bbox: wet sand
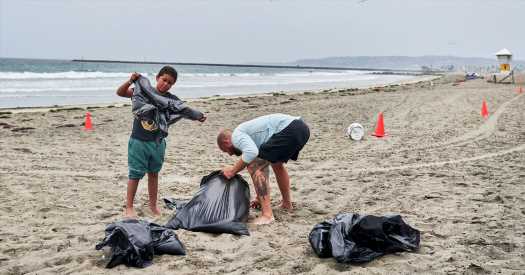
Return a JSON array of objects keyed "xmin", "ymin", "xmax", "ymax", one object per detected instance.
[{"xmin": 1, "ymin": 75, "xmax": 524, "ymax": 274}]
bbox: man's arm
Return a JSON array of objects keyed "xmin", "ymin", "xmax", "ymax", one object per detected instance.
[
  {"xmin": 231, "ymin": 158, "xmax": 248, "ymax": 174},
  {"xmin": 222, "ymin": 132, "xmax": 258, "ymax": 179}
]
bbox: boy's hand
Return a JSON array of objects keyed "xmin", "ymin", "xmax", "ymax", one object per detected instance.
[
  {"xmin": 129, "ymin": 72, "xmax": 141, "ymax": 83},
  {"xmin": 222, "ymin": 166, "xmax": 236, "ymax": 179},
  {"xmin": 198, "ymin": 115, "xmax": 207, "ymax": 122}
]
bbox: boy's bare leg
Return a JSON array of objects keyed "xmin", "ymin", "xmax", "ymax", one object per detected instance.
[
  {"xmin": 147, "ymin": 172, "xmax": 161, "ymax": 216},
  {"xmin": 247, "ymin": 159, "xmax": 274, "ymax": 224},
  {"xmin": 125, "ymin": 179, "xmax": 139, "ymax": 218},
  {"xmin": 271, "ymin": 162, "xmax": 293, "ymax": 210}
]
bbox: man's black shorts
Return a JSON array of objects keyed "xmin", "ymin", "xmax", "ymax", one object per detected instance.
[{"xmin": 258, "ymin": 119, "xmax": 310, "ymax": 163}]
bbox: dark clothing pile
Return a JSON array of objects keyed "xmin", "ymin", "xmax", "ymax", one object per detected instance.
[
  {"xmin": 95, "ymin": 219, "xmax": 186, "ymax": 268},
  {"xmin": 309, "ymin": 213, "xmax": 420, "ymax": 263},
  {"xmin": 131, "ymin": 76, "xmax": 203, "ymax": 142},
  {"xmin": 165, "ymin": 171, "xmax": 251, "ymax": 236}
]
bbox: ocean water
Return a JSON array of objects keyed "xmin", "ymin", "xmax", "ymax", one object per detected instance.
[{"xmin": 0, "ymin": 58, "xmax": 415, "ymax": 109}]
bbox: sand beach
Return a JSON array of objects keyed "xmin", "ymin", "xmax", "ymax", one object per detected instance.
[{"xmin": 0, "ymin": 75, "xmax": 524, "ymax": 274}]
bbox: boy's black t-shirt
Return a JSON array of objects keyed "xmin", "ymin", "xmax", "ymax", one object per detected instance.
[
  {"xmin": 130, "ymin": 89, "xmax": 167, "ymax": 141},
  {"xmin": 131, "ymin": 113, "xmax": 162, "ymax": 141}
]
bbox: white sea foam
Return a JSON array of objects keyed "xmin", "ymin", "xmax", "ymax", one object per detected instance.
[
  {"xmin": 0, "ymin": 67, "xmax": 414, "ymax": 108},
  {"xmin": 0, "ymin": 70, "xmax": 376, "ymax": 93},
  {"xmin": 0, "ymin": 71, "xmax": 133, "ymax": 80},
  {"xmin": 0, "ymin": 87, "xmax": 116, "ymax": 93},
  {"xmin": 0, "ymin": 94, "xmax": 112, "ymax": 98},
  {"xmin": 0, "ymin": 70, "xmax": 365, "ymax": 80},
  {"xmin": 178, "ymin": 76, "xmax": 377, "ymax": 88}
]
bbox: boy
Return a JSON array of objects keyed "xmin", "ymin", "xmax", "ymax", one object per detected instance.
[
  {"xmin": 117, "ymin": 66, "xmax": 206, "ymax": 218},
  {"xmin": 217, "ymin": 113, "xmax": 310, "ymax": 224}
]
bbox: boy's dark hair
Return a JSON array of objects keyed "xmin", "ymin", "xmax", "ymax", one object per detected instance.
[{"xmin": 157, "ymin": 66, "xmax": 178, "ymax": 82}]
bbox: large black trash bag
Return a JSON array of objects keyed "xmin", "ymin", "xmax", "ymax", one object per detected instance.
[
  {"xmin": 95, "ymin": 219, "xmax": 185, "ymax": 268},
  {"xmin": 163, "ymin": 197, "xmax": 187, "ymax": 210},
  {"xmin": 165, "ymin": 171, "xmax": 251, "ymax": 235},
  {"xmin": 309, "ymin": 213, "xmax": 420, "ymax": 263}
]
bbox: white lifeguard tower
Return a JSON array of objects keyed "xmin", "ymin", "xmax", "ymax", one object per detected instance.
[
  {"xmin": 491, "ymin": 48, "xmax": 515, "ymax": 84},
  {"xmin": 495, "ymin": 48, "xmax": 512, "ymax": 73}
]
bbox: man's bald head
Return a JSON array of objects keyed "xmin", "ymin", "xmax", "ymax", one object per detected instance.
[{"xmin": 217, "ymin": 129, "xmax": 235, "ymax": 155}]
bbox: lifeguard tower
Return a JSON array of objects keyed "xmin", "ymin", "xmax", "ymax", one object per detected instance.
[
  {"xmin": 496, "ymin": 48, "xmax": 512, "ymax": 73},
  {"xmin": 491, "ymin": 48, "xmax": 515, "ymax": 84}
]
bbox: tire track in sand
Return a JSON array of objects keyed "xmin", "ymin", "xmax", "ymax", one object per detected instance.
[
  {"xmin": 398, "ymin": 92, "xmax": 524, "ymax": 152},
  {"xmin": 353, "ymin": 92, "xmax": 525, "ymax": 173},
  {"xmin": 306, "ymin": 92, "xmax": 525, "ymax": 175},
  {"xmin": 355, "ymin": 143, "xmax": 525, "ymax": 174}
]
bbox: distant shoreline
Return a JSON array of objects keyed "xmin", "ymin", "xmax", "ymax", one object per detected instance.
[{"xmin": 72, "ymin": 59, "xmax": 443, "ymax": 75}]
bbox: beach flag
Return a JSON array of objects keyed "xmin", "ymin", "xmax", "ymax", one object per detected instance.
[
  {"xmin": 372, "ymin": 112, "xmax": 386, "ymax": 137},
  {"xmin": 84, "ymin": 112, "xmax": 93, "ymax": 130},
  {"xmin": 481, "ymin": 100, "xmax": 489, "ymax": 119}
]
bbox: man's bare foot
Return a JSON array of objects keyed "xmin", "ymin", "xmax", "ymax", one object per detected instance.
[
  {"xmin": 124, "ymin": 208, "xmax": 137, "ymax": 219},
  {"xmin": 280, "ymin": 201, "xmax": 294, "ymax": 211},
  {"xmin": 251, "ymin": 215, "xmax": 275, "ymax": 225},
  {"xmin": 149, "ymin": 206, "xmax": 161, "ymax": 217},
  {"xmin": 250, "ymin": 200, "xmax": 261, "ymax": 209}
]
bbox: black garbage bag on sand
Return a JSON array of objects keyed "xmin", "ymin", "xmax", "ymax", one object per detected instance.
[
  {"xmin": 163, "ymin": 197, "xmax": 188, "ymax": 211},
  {"xmin": 309, "ymin": 213, "xmax": 420, "ymax": 263},
  {"xmin": 95, "ymin": 219, "xmax": 185, "ymax": 268},
  {"xmin": 165, "ymin": 171, "xmax": 251, "ymax": 235}
]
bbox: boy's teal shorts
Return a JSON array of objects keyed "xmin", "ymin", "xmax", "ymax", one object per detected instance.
[{"xmin": 128, "ymin": 138, "xmax": 166, "ymax": 179}]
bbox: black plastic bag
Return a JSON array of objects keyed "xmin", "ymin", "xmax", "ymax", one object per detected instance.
[
  {"xmin": 163, "ymin": 197, "xmax": 187, "ymax": 210},
  {"xmin": 165, "ymin": 171, "xmax": 250, "ymax": 235},
  {"xmin": 95, "ymin": 219, "xmax": 185, "ymax": 268},
  {"xmin": 309, "ymin": 213, "xmax": 420, "ymax": 263}
]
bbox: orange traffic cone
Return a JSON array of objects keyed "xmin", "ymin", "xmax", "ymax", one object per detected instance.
[
  {"xmin": 481, "ymin": 99, "xmax": 489, "ymax": 118},
  {"xmin": 84, "ymin": 112, "xmax": 93, "ymax": 130},
  {"xmin": 372, "ymin": 112, "xmax": 386, "ymax": 137}
]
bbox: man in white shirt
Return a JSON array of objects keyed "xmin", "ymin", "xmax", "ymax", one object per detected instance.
[{"xmin": 217, "ymin": 113, "xmax": 310, "ymax": 224}]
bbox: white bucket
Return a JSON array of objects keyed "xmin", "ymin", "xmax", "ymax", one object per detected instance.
[{"xmin": 346, "ymin": 123, "xmax": 365, "ymax": 141}]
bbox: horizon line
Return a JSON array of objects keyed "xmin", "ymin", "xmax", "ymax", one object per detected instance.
[{"xmin": 71, "ymin": 58, "xmax": 443, "ymax": 75}]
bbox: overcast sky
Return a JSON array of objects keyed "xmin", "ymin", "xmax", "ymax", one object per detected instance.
[{"xmin": 1, "ymin": 0, "xmax": 523, "ymax": 63}]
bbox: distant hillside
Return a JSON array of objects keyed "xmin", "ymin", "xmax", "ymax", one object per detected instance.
[{"xmin": 290, "ymin": 56, "xmax": 525, "ymax": 72}]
